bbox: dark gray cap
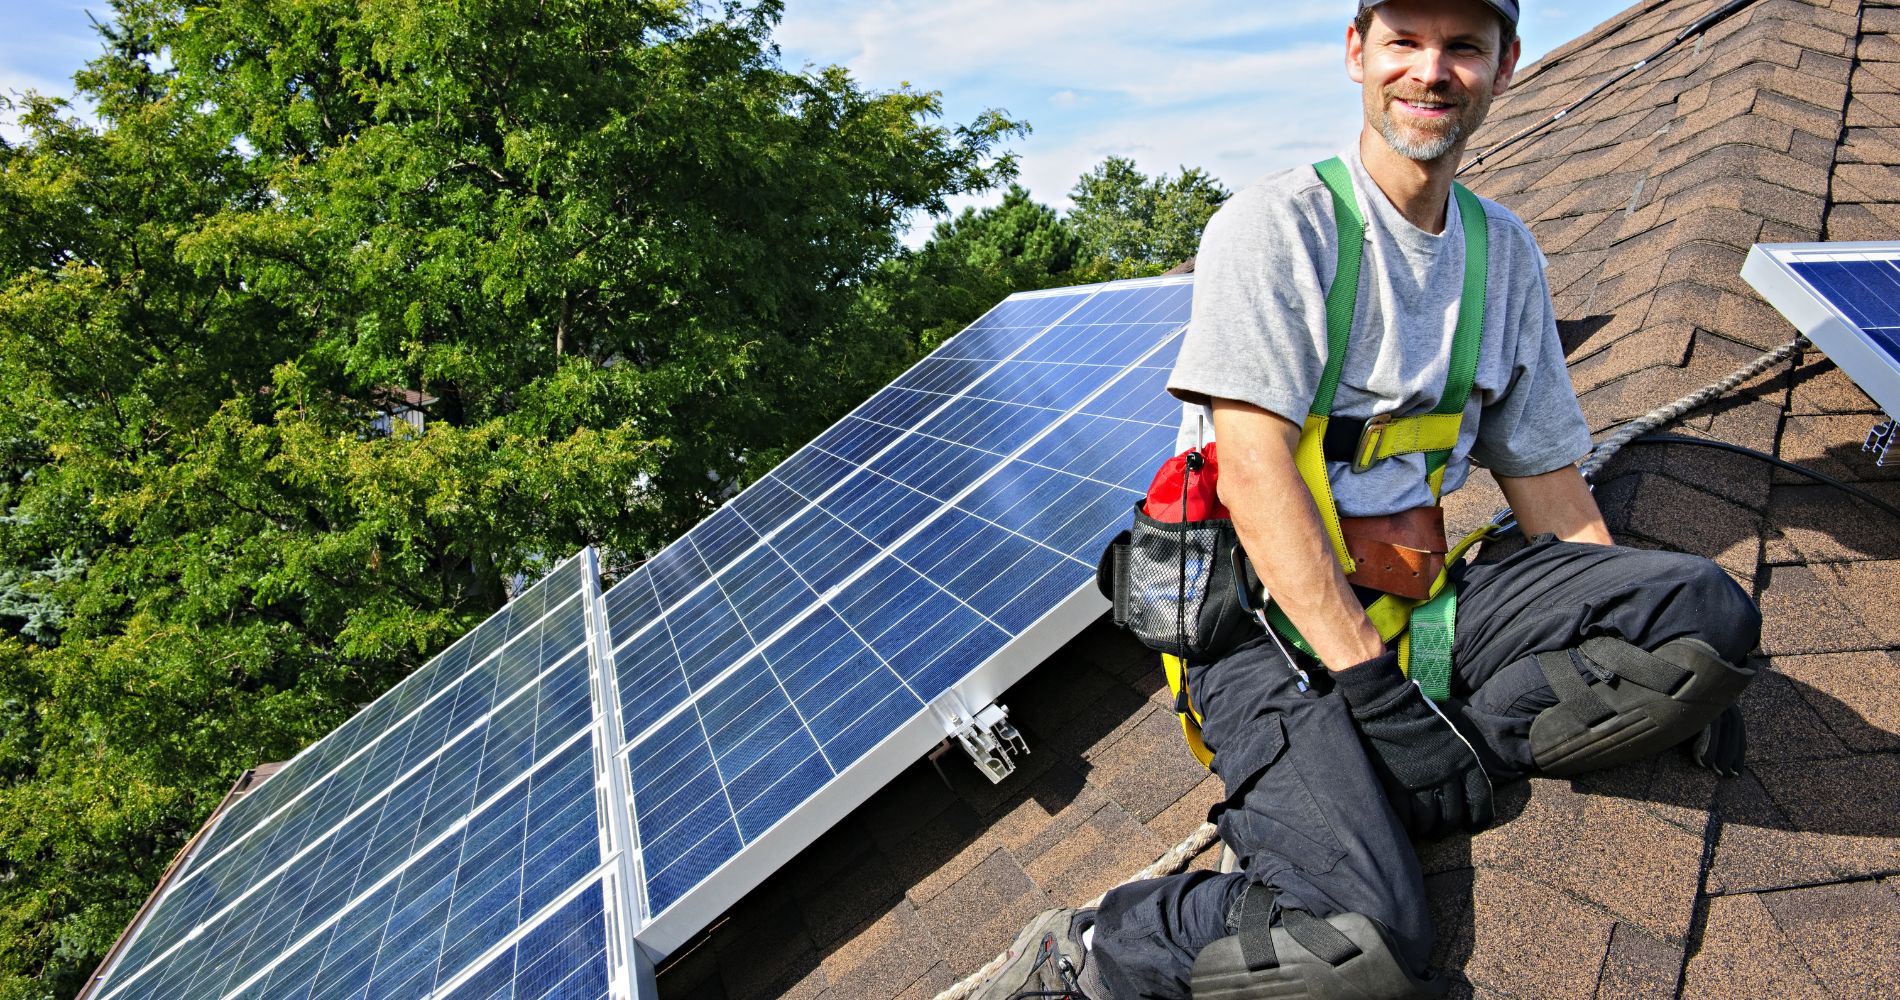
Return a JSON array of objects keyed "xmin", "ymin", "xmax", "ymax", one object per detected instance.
[{"xmin": 1358, "ymin": 0, "xmax": 1519, "ymax": 29}]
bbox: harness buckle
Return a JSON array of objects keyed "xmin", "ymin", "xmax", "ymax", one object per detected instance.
[{"xmin": 1352, "ymin": 413, "xmax": 1393, "ymax": 472}]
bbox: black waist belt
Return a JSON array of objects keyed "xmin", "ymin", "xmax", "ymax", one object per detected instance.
[{"xmin": 1321, "ymin": 417, "xmax": 1372, "ymax": 465}]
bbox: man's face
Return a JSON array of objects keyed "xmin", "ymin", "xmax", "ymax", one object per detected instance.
[{"xmin": 1348, "ymin": 0, "xmax": 1521, "ymax": 163}]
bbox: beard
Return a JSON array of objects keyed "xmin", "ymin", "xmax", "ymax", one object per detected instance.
[{"xmin": 1371, "ymin": 85, "xmax": 1491, "ymax": 162}]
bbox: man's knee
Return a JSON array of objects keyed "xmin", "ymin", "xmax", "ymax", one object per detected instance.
[
  {"xmin": 1528, "ymin": 634, "xmax": 1756, "ymax": 776},
  {"xmin": 1665, "ymin": 553, "xmax": 1760, "ymax": 663},
  {"xmin": 1187, "ymin": 885, "xmax": 1447, "ymax": 999}
]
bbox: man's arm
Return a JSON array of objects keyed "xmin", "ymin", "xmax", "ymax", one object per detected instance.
[
  {"xmin": 1495, "ymin": 464, "xmax": 1611, "ymax": 544},
  {"xmin": 1211, "ymin": 398, "xmax": 1385, "ymax": 672}
]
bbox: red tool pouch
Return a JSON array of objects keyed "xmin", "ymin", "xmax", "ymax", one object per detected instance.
[{"xmin": 1096, "ymin": 444, "xmax": 1258, "ymax": 663}]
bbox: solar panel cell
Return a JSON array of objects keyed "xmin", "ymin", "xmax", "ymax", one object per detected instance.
[{"xmin": 440, "ymin": 879, "xmax": 610, "ymax": 1000}]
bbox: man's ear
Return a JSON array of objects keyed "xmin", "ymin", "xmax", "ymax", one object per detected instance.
[
  {"xmin": 1347, "ymin": 24, "xmax": 1367, "ymax": 84},
  {"xmin": 1493, "ymin": 35, "xmax": 1521, "ymax": 95}
]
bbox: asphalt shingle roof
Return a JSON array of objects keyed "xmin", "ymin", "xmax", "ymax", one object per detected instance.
[{"xmin": 662, "ymin": 1, "xmax": 1900, "ymax": 995}]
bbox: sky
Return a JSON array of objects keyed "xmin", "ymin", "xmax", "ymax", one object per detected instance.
[{"xmin": 2, "ymin": 0, "xmax": 1641, "ymax": 235}]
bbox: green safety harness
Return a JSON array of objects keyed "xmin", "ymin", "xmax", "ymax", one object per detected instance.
[{"xmin": 1162, "ymin": 157, "xmax": 1496, "ymax": 767}]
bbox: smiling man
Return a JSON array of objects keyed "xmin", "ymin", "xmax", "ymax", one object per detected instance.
[{"xmin": 969, "ymin": 1, "xmax": 1761, "ymax": 998}]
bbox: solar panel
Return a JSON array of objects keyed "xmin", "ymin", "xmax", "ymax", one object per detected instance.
[
  {"xmin": 1743, "ymin": 242, "xmax": 1900, "ymax": 420},
  {"xmin": 85, "ymin": 552, "xmax": 634, "ymax": 1000},
  {"xmin": 86, "ymin": 273, "xmax": 1197, "ymax": 998},
  {"xmin": 601, "ymin": 275, "xmax": 1194, "ymax": 956}
]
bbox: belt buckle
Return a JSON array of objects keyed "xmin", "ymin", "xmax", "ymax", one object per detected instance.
[{"xmin": 1352, "ymin": 413, "xmax": 1392, "ymax": 473}]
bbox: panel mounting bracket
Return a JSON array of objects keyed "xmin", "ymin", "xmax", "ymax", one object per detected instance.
[
  {"xmin": 1865, "ymin": 418, "xmax": 1895, "ymax": 467},
  {"xmin": 930, "ymin": 691, "xmax": 1028, "ymax": 784}
]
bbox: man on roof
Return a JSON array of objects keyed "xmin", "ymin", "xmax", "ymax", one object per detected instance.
[{"xmin": 972, "ymin": 1, "xmax": 1761, "ymax": 998}]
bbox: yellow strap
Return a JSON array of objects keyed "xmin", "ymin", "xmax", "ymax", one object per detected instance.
[
  {"xmin": 1358, "ymin": 412, "xmax": 1463, "ymax": 466},
  {"xmin": 1297, "ymin": 416, "xmax": 1357, "ymax": 575},
  {"xmin": 1161, "ymin": 653, "xmax": 1215, "ymax": 768}
]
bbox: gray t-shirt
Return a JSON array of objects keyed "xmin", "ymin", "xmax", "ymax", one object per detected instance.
[{"xmin": 1169, "ymin": 148, "xmax": 1591, "ymax": 518}]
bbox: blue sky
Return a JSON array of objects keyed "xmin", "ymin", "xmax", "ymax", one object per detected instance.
[{"xmin": 3, "ymin": 0, "xmax": 1639, "ymax": 230}]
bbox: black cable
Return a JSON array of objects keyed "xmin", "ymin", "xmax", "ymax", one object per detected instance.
[
  {"xmin": 1624, "ymin": 433, "xmax": 1900, "ymax": 521},
  {"xmin": 1459, "ymin": 0, "xmax": 1762, "ymax": 176}
]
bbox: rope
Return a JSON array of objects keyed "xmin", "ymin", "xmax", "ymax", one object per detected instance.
[{"xmin": 1577, "ymin": 335, "xmax": 1809, "ymax": 482}]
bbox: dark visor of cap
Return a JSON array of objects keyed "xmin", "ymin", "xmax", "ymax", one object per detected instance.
[{"xmin": 1358, "ymin": 0, "xmax": 1520, "ymax": 28}]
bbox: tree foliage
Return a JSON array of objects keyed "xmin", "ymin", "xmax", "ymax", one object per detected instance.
[
  {"xmin": 0, "ymin": 1, "xmax": 1020, "ymax": 994},
  {"xmin": 863, "ymin": 184, "xmax": 1081, "ymax": 351},
  {"xmin": 1068, "ymin": 155, "xmax": 1230, "ymax": 279}
]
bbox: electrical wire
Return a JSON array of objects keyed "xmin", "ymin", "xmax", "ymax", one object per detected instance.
[
  {"xmin": 1459, "ymin": 0, "xmax": 1762, "ymax": 176},
  {"xmin": 1623, "ymin": 434, "xmax": 1900, "ymax": 521}
]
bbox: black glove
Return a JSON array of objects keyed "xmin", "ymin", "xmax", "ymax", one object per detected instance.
[
  {"xmin": 1687, "ymin": 704, "xmax": 1746, "ymax": 777},
  {"xmin": 1334, "ymin": 650, "xmax": 1495, "ymax": 840}
]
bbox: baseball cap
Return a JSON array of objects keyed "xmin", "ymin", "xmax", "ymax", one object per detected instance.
[{"xmin": 1358, "ymin": 0, "xmax": 1520, "ymax": 30}]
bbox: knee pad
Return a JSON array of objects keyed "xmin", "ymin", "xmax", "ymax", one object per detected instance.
[
  {"xmin": 1189, "ymin": 886, "xmax": 1446, "ymax": 999},
  {"xmin": 1529, "ymin": 636, "xmax": 1756, "ymax": 777}
]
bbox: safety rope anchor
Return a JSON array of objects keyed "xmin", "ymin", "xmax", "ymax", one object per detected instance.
[
  {"xmin": 932, "ymin": 693, "xmax": 1029, "ymax": 783},
  {"xmin": 1864, "ymin": 418, "xmax": 1895, "ymax": 467}
]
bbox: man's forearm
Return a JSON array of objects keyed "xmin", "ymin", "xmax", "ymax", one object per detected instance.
[
  {"xmin": 1212, "ymin": 400, "xmax": 1385, "ymax": 672},
  {"xmin": 1497, "ymin": 464, "xmax": 1611, "ymax": 544}
]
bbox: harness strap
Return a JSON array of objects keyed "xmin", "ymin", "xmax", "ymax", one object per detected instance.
[
  {"xmin": 1276, "ymin": 159, "xmax": 1489, "ymax": 693},
  {"xmin": 1307, "ymin": 157, "xmax": 1365, "ymax": 575}
]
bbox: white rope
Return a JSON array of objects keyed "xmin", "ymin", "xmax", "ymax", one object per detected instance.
[
  {"xmin": 1577, "ymin": 336, "xmax": 1808, "ymax": 481},
  {"xmin": 932, "ymin": 337, "xmax": 1812, "ymax": 1000}
]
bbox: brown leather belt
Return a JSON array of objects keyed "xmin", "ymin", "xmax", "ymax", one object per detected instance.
[{"xmin": 1341, "ymin": 506, "xmax": 1446, "ymax": 601}]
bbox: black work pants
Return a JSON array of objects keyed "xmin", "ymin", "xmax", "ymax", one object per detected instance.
[{"xmin": 1088, "ymin": 538, "xmax": 1760, "ymax": 999}]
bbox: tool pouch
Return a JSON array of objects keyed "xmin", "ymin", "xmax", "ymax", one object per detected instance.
[{"xmin": 1098, "ymin": 504, "xmax": 1257, "ymax": 663}]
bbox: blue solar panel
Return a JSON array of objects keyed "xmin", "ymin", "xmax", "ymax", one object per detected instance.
[
  {"xmin": 91, "ymin": 274, "xmax": 1198, "ymax": 998},
  {"xmin": 441, "ymin": 879, "xmax": 612, "ymax": 1000},
  {"xmin": 1748, "ymin": 244, "xmax": 1900, "ymax": 421},
  {"xmin": 601, "ymin": 278, "xmax": 1191, "ymax": 921},
  {"xmin": 1788, "ymin": 257, "xmax": 1900, "ymax": 357},
  {"xmin": 90, "ymin": 555, "xmax": 612, "ymax": 1000}
]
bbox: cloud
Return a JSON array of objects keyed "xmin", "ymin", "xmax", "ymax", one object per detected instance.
[
  {"xmin": 0, "ymin": 1, "xmax": 103, "ymax": 144},
  {"xmin": 779, "ymin": 0, "xmax": 1343, "ymax": 108},
  {"xmin": 775, "ymin": 0, "xmax": 1640, "ymax": 246},
  {"xmin": 777, "ymin": 0, "xmax": 1366, "ymax": 244}
]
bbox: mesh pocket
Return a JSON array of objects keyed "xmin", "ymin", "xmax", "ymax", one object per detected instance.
[{"xmin": 1105, "ymin": 503, "xmax": 1257, "ymax": 662}]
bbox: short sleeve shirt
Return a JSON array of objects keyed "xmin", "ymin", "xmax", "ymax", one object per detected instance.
[{"xmin": 1168, "ymin": 147, "xmax": 1591, "ymax": 518}]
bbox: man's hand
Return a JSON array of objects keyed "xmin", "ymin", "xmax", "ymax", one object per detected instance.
[
  {"xmin": 1211, "ymin": 399, "xmax": 1385, "ymax": 671},
  {"xmin": 1335, "ymin": 650, "xmax": 1495, "ymax": 840}
]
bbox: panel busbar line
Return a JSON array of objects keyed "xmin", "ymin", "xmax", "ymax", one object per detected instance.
[
  {"xmin": 1743, "ymin": 241, "xmax": 1900, "ymax": 420},
  {"xmin": 87, "ymin": 553, "xmax": 615, "ymax": 1000},
  {"xmin": 602, "ymin": 276, "xmax": 1195, "ymax": 959}
]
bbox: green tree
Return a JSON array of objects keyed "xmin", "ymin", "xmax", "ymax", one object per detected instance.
[
  {"xmin": 864, "ymin": 184, "xmax": 1082, "ymax": 351},
  {"xmin": 0, "ymin": 1, "xmax": 1020, "ymax": 994},
  {"xmin": 1068, "ymin": 155, "xmax": 1230, "ymax": 279}
]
